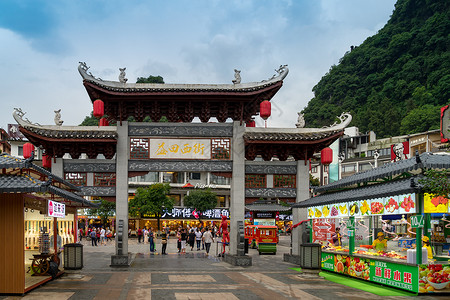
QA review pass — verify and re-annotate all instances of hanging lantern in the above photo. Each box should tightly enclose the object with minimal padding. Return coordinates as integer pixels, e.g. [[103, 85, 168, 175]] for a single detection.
[[93, 99, 104, 118], [321, 147, 333, 165], [99, 117, 109, 126], [260, 100, 271, 120], [246, 120, 256, 127], [42, 154, 52, 168], [23, 143, 35, 159]]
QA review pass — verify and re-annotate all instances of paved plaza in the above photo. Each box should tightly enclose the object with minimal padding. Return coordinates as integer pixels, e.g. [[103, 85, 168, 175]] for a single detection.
[[1, 236, 444, 300]]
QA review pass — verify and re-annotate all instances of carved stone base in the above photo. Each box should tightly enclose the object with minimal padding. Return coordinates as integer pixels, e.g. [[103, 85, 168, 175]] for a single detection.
[[223, 254, 252, 267], [283, 253, 301, 265], [110, 253, 132, 267]]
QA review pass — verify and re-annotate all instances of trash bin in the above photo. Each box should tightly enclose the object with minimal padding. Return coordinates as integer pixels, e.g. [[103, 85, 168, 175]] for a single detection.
[[244, 238, 249, 254], [299, 243, 321, 269], [64, 243, 83, 270]]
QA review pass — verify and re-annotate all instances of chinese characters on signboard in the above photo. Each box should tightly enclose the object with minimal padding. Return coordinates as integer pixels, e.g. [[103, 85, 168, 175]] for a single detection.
[[48, 200, 65, 218], [161, 207, 229, 219], [150, 139, 211, 159]]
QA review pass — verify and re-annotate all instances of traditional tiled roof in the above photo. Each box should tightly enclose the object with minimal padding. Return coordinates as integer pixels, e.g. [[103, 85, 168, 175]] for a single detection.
[[0, 153, 80, 191], [314, 152, 450, 193], [79, 62, 289, 93], [22, 126, 117, 140], [245, 203, 291, 212], [292, 177, 421, 208], [0, 174, 98, 207], [244, 130, 343, 142]]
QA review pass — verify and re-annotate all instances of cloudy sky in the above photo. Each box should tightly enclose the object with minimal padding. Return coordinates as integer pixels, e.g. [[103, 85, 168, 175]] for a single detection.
[[0, 0, 396, 130]]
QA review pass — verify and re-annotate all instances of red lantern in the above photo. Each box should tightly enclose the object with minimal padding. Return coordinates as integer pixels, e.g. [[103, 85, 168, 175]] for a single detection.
[[42, 154, 52, 168], [246, 120, 256, 127], [23, 142, 35, 159], [321, 147, 333, 165], [93, 99, 104, 118], [99, 118, 109, 126], [260, 100, 271, 120]]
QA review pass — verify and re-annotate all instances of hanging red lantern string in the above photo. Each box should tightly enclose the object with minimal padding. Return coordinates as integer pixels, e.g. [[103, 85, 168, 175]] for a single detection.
[[246, 120, 256, 127], [260, 100, 271, 128], [23, 142, 35, 159], [93, 99, 104, 118]]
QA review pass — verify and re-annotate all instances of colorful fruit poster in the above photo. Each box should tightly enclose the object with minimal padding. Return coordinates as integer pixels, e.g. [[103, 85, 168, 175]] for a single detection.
[[424, 193, 449, 213], [337, 203, 349, 218], [418, 264, 450, 293], [307, 207, 315, 219], [349, 201, 361, 217], [370, 198, 384, 215], [399, 193, 416, 214], [313, 206, 323, 218], [321, 205, 331, 218], [370, 260, 419, 293], [360, 199, 371, 216], [312, 218, 335, 244], [330, 204, 340, 218], [384, 196, 400, 215]]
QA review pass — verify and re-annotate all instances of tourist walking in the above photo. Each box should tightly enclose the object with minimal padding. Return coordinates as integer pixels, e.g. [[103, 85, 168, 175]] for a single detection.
[[137, 227, 143, 243], [195, 229, 202, 251], [188, 229, 196, 251], [180, 228, 187, 254], [160, 231, 168, 255], [202, 227, 214, 255], [177, 228, 182, 253], [90, 229, 97, 246], [100, 227, 106, 245], [149, 228, 155, 252]]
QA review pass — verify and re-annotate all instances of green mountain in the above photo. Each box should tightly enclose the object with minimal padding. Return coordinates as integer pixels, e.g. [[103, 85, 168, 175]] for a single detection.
[[302, 0, 449, 138]]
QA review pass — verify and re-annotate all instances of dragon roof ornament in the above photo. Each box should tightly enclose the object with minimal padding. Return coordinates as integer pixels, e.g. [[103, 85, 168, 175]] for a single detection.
[[78, 62, 289, 90]]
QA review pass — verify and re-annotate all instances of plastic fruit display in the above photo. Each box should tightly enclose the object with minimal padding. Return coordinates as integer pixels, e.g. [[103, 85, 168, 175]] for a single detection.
[[371, 201, 384, 214]]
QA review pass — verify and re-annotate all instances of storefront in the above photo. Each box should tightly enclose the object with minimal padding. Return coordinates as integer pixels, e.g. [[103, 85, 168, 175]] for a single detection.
[[0, 153, 98, 294], [294, 152, 450, 294], [245, 202, 292, 233]]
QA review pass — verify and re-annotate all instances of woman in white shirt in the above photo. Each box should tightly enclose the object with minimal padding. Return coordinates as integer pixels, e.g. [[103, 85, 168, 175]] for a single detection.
[[202, 227, 214, 255]]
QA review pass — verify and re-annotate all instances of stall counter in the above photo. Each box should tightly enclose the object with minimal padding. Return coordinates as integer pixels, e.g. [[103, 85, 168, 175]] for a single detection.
[[321, 250, 450, 294]]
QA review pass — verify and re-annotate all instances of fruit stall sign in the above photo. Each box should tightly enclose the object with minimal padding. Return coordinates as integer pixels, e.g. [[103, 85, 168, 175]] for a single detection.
[[308, 207, 315, 219], [370, 198, 384, 215], [321, 205, 331, 218], [349, 201, 361, 217], [325, 252, 370, 280], [330, 204, 339, 218], [360, 199, 371, 216], [321, 252, 334, 271], [312, 218, 336, 244], [337, 203, 349, 218], [418, 264, 450, 293], [384, 196, 400, 215], [399, 193, 416, 214], [411, 215, 424, 228], [424, 193, 449, 213], [370, 260, 419, 293]]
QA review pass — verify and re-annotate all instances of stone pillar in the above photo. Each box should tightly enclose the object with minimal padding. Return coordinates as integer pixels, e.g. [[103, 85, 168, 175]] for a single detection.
[[112, 121, 130, 266], [230, 121, 245, 255], [292, 160, 309, 255], [51, 158, 64, 178]]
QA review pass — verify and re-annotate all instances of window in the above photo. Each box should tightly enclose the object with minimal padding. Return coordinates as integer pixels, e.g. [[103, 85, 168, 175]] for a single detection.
[[169, 194, 181, 206], [189, 172, 201, 180], [163, 172, 184, 183], [218, 196, 226, 207], [311, 166, 317, 173], [18, 146, 23, 156], [323, 177, 328, 185], [140, 172, 159, 183], [342, 164, 356, 173], [210, 174, 230, 185], [323, 165, 329, 172], [359, 164, 372, 172]]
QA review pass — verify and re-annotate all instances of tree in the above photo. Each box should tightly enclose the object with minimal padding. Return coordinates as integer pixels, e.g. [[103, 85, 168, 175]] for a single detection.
[[79, 112, 99, 126], [86, 199, 116, 226], [184, 189, 218, 223], [309, 174, 320, 186], [128, 183, 173, 231], [400, 104, 440, 134], [136, 75, 164, 83], [419, 169, 450, 197]]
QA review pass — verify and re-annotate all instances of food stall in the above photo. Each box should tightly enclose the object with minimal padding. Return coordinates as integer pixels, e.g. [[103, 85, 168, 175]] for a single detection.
[[295, 153, 450, 294]]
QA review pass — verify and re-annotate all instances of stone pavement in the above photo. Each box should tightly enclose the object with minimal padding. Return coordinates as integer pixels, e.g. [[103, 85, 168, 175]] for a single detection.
[[0, 236, 444, 300]]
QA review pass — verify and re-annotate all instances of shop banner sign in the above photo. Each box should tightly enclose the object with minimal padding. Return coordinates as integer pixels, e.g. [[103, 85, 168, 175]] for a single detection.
[[312, 218, 335, 243], [398, 194, 416, 214], [424, 193, 449, 213], [411, 215, 424, 228], [370, 260, 418, 292], [161, 207, 229, 219], [48, 200, 65, 218], [321, 252, 335, 271], [150, 138, 211, 159]]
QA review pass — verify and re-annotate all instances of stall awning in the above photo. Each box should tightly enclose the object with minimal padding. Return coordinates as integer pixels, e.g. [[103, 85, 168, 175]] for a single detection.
[[292, 177, 421, 208], [314, 153, 450, 193]]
